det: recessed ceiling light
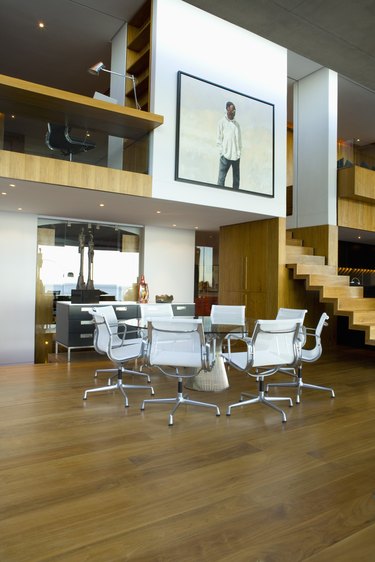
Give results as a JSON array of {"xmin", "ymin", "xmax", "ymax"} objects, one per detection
[
  {"xmin": 358, "ymin": 236, "xmax": 361, "ymax": 239},
  {"xmin": 99, "ymin": 203, "xmax": 104, "ymax": 207},
  {"xmin": 1, "ymin": 192, "xmax": 7, "ymax": 196},
  {"xmin": 9, "ymin": 183, "xmax": 15, "ymax": 187},
  {"xmin": 195, "ymin": 226, "xmax": 199, "ymax": 229},
  {"xmin": 17, "ymin": 207, "xmax": 22, "ymax": 211},
  {"xmin": 38, "ymin": 22, "xmax": 45, "ymax": 29},
  {"xmin": 172, "ymin": 224, "xmax": 177, "ymax": 227},
  {"xmin": 156, "ymin": 210, "xmax": 161, "ymax": 214},
  {"xmin": 11, "ymin": 114, "xmax": 15, "ymax": 119}
]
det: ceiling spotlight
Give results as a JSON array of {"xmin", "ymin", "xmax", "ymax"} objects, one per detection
[{"xmin": 88, "ymin": 61, "xmax": 141, "ymax": 110}]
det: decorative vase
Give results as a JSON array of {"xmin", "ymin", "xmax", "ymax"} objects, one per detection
[{"xmin": 138, "ymin": 274, "xmax": 149, "ymax": 303}]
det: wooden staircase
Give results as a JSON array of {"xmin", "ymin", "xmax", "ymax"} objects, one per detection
[{"xmin": 286, "ymin": 232, "xmax": 375, "ymax": 346}]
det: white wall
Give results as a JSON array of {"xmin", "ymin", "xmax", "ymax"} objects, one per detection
[
  {"xmin": 143, "ymin": 226, "xmax": 195, "ymax": 303},
  {"xmin": 290, "ymin": 67, "xmax": 338, "ymax": 227},
  {"xmin": 0, "ymin": 212, "xmax": 37, "ymax": 363},
  {"xmin": 150, "ymin": 0, "xmax": 288, "ymax": 219}
]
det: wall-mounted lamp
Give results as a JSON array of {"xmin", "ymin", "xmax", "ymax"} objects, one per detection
[{"xmin": 88, "ymin": 61, "xmax": 141, "ymax": 110}]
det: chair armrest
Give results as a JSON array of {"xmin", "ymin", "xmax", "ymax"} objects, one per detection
[
  {"xmin": 221, "ymin": 336, "xmax": 254, "ymax": 371},
  {"xmin": 224, "ymin": 333, "xmax": 253, "ymax": 354}
]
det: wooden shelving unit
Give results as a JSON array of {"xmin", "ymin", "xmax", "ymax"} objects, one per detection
[
  {"xmin": 126, "ymin": 0, "xmax": 152, "ymax": 111},
  {"xmin": 124, "ymin": 0, "xmax": 152, "ymax": 171}
]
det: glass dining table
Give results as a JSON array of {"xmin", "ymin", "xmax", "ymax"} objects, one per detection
[{"xmin": 124, "ymin": 316, "xmax": 249, "ymax": 392}]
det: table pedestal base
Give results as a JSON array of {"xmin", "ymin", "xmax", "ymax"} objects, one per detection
[{"xmin": 185, "ymin": 356, "xmax": 229, "ymax": 392}]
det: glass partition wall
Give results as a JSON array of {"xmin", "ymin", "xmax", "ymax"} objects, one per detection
[{"xmin": 35, "ymin": 218, "xmax": 142, "ymax": 363}]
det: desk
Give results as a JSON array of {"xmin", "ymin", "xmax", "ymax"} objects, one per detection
[
  {"xmin": 0, "ymin": 74, "xmax": 163, "ymax": 140},
  {"xmin": 126, "ymin": 316, "xmax": 248, "ymax": 392}
]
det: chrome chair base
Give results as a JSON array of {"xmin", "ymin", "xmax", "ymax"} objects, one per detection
[
  {"xmin": 95, "ymin": 365, "xmax": 151, "ymax": 384},
  {"xmin": 266, "ymin": 369, "xmax": 335, "ymax": 404},
  {"xmin": 141, "ymin": 380, "xmax": 221, "ymax": 426},
  {"xmin": 226, "ymin": 390, "xmax": 293, "ymax": 423},
  {"xmin": 83, "ymin": 370, "xmax": 154, "ymax": 407}
]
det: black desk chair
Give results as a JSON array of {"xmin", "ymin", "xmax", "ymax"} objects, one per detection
[{"xmin": 45, "ymin": 123, "xmax": 95, "ymax": 161}]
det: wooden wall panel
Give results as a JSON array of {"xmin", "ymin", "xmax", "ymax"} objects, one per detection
[
  {"xmin": 219, "ymin": 217, "xmax": 284, "ymax": 320},
  {"xmin": 0, "ymin": 150, "xmax": 152, "ymax": 197},
  {"xmin": 337, "ymin": 166, "xmax": 375, "ymax": 203},
  {"xmin": 338, "ymin": 198, "xmax": 375, "ymax": 232}
]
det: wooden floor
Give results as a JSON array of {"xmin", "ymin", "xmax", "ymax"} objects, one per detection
[{"xmin": 1, "ymin": 345, "xmax": 374, "ymax": 561}]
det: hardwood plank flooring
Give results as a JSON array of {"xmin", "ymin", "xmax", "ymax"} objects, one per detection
[{"xmin": 0, "ymin": 345, "xmax": 374, "ymax": 561}]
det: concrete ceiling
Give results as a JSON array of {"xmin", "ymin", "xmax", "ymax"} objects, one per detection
[{"xmin": 0, "ymin": 0, "xmax": 374, "ymax": 242}]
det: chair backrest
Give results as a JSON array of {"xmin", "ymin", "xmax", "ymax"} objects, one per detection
[
  {"xmin": 46, "ymin": 123, "xmax": 95, "ymax": 157},
  {"xmin": 276, "ymin": 308, "xmax": 307, "ymax": 322},
  {"xmin": 139, "ymin": 303, "xmax": 174, "ymax": 321},
  {"xmin": 89, "ymin": 306, "xmax": 143, "ymax": 363},
  {"xmin": 88, "ymin": 307, "xmax": 112, "ymax": 354},
  {"xmin": 147, "ymin": 319, "xmax": 206, "ymax": 371},
  {"xmin": 251, "ymin": 319, "xmax": 302, "ymax": 368},
  {"xmin": 210, "ymin": 304, "xmax": 246, "ymax": 326},
  {"xmin": 46, "ymin": 123, "xmax": 72, "ymax": 155},
  {"xmin": 276, "ymin": 307, "xmax": 307, "ymax": 345},
  {"xmin": 301, "ymin": 312, "xmax": 329, "ymax": 363},
  {"xmin": 89, "ymin": 306, "xmax": 121, "ymax": 353}
]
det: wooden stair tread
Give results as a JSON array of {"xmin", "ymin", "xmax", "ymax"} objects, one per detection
[
  {"xmin": 286, "ymin": 246, "xmax": 314, "ymax": 256},
  {"xmin": 286, "ymin": 239, "xmax": 303, "ymax": 246},
  {"xmin": 351, "ymin": 310, "xmax": 375, "ymax": 322},
  {"xmin": 336, "ymin": 298, "xmax": 375, "ymax": 311},
  {"xmin": 286, "ymin": 255, "xmax": 326, "ymax": 265},
  {"xmin": 290, "ymin": 264, "xmax": 337, "ymax": 276},
  {"xmin": 307, "ymin": 274, "xmax": 350, "ymax": 287},
  {"xmin": 321, "ymin": 286, "xmax": 364, "ymax": 299}
]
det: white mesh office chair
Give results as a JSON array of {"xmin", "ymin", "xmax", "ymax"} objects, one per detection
[
  {"xmin": 92, "ymin": 306, "xmax": 150, "ymax": 383},
  {"xmin": 141, "ymin": 319, "xmax": 220, "ymax": 426},
  {"xmin": 276, "ymin": 307, "xmax": 307, "ymax": 344},
  {"xmin": 266, "ymin": 312, "xmax": 335, "ymax": 404},
  {"xmin": 83, "ymin": 307, "xmax": 154, "ymax": 407},
  {"xmin": 138, "ymin": 302, "xmax": 174, "ymax": 339},
  {"xmin": 210, "ymin": 304, "xmax": 246, "ymax": 329},
  {"xmin": 139, "ymin": 303, "xmax": 174, "ymax": 320},
  {"xmin": 222, "ymin": 319, "xmax": 302, "ymax": 422},
  {"xmin": 210, "ymin": 304, "xmax": 246, "ymax": 356}
]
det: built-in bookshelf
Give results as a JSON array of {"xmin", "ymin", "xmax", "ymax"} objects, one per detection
[{"xmin": 126, "ymin": 0, "xmax": 151, "ymax": 111}]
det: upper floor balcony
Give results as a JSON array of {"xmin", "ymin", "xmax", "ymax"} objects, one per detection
[{"xmin": 0, "ymin": 74, "xmax": 164, "ymax": 197}]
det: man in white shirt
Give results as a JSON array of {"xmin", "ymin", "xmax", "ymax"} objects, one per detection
[{"xmin": 217, "ymin": 101, "xmax": 242, "ymax": 189}]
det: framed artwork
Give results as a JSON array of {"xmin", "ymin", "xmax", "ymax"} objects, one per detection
[{"xmin": 175, "ymin": 71, "xmax": 275, "ymax": 197}]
